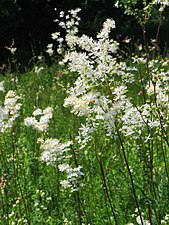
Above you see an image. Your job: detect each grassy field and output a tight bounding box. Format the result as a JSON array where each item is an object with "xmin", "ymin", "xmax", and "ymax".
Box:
[{"xmin": 0, "ymin": 57, "xmax": 169, "ymax": 225}]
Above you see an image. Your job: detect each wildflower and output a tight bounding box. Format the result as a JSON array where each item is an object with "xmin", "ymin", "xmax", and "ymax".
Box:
[
  {"xmin": 60, "ymin": 180, "xmax": 71, "ymax": 188},
  {"xmin": 58, "ymin": 21, "xmax": 66, "ymax": 29},
  {"xmin": 165, "ymin": 214, "xmax": 169, "ymax": 220},
  {"xmin": 59, "ymin": 11, "xmax": 64, "ymax": 18},
  {"xmin": 97, "ymin": 19, "xmax": 116, "ymax": 40},
  {"xmin": 24, "ymin": 117, "xmax": 37, "ymax": 127},
  {"xmin": 32, "ymin": 108, "xmax": 43, "ymax": 116},
  {"xmin": 5, "ymin": 39, "xmax": 17, "ymax": 54},
  {"xmin": 40, "ymin": 139, "xmax": 72, "ymax": 164},
  {"xmin": 114, "ymin": 1, "xmax": 119, "ymax": 8},
  {"xmin": 51, "ymin": 32, "xmax": 60, "ymax": 40},
  {"xmin": 153, "ymin": 0, "xmax": 169, "ymax": 6},
  {"xmin": 46, "ymin": 43, "xmax": 54, "ymax": 56},
  {"xmin": 0, "ymin": 81, "xmax": 5, "ymax": 92},
  {"xmin": 58, "ymin": 163, "xmax": 70, "ymax": 172},
  {"xmin": 59, "ymin": 164, "xmax": 84, "ymax": 192},
  {"xmin": 63, "ymin": 218, "xmax": 72, "ymax": 225},
  {"xmin": 0, "ymin": 90, "xmax": 21, "ymax": 133},
  {"xmin": 24, "ymin": 107, "xmax": 53, "ymax": 132},
  {"xmin": 34, "ymin": 66, "xmax": 44, "ymax": 75}
]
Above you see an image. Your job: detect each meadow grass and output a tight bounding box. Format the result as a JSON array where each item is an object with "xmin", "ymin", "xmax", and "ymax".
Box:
[
  {"xmin": 0, "ymin": 56, "xmax": 169, "ymax": 225},
  {"xmin": 0, "ymin": 4, "xmax": 169, "ymax": 225}
]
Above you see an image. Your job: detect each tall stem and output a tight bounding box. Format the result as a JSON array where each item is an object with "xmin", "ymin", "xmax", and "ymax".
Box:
[
  {"xmin": 153, "ymin": 15, "xmax": 162, "ymax": 59},
  {"xmin": 142, "ymin": 25, "xmax": 150, "ymax": 87},
  {"xmin": 115, "ymin": 122, "xmax": 144, "ymax": 225},
  {"xmin": 95, "ymin": 149, "xmax": 118, "ymax": 225}
]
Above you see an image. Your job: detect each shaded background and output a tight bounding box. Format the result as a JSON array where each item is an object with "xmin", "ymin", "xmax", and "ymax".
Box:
[{"xmin": 0, "ymin": 0, "xmax": 169, "ymax": 70}]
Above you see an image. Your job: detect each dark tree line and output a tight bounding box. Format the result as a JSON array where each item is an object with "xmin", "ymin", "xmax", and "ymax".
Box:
[{"xmin": 0, "ymin": 0, "xmax": 168, "ymax": 70}]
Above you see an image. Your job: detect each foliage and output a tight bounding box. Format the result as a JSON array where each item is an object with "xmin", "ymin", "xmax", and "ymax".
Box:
[{"xmin": 0, "ymin": 2, "xmax": 169, "ymax": 225}]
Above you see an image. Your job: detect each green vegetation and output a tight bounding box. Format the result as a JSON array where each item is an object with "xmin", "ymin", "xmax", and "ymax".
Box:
[{"xmin": 0, "ymin": 2, "xmax": 169, "ymax": 225}]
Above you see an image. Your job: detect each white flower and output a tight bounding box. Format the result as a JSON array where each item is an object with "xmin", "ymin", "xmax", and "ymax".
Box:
[
  {"xmin": 24, "ymin": 117, "xmax": 37, "ymax": 127},
  {"xmin": 0, "ymin": 90, "xmax": 21, "ymax": 133},
  {"xmin": 59, "ymin": 21, "xmax": 66, "ymax": 28},
  {"xmin": 46, "ymin": 43, "xmax": 54, "ymax": 56},
  {"xmin": 34, "ymin": 66, "xmax": 44, "ymax": 75},
  {"xmin": 24, "ymin": 107, "xmax": 53, "ymax": 132},
  {"xmin": 68, "ymin": 8, "xmax": 81, "ymax": 17},
  {"xmin": 59, "ymin": 164, "xmax": 84, "ymax": 191},
  {"xmin": 32, "ymin": 108, "xmax": 43, "ymax": 116},
  {"xmin": 58, "ymin": 163, "xmax": 71, "ymax": 172},
  {"xmin": 60, "ymin": 180, "xmax": 71, "ymax": 188},
  {"xmin": 97, "ymin": 19, "xmax": 116, "ymax": 40},
  {"xmin": 41, "ymin": 150, "xmax": 54, "ymax": 163},
  {"xmin": 0, "ymin": 81, "xmax": 5, "ymax": 92},
  {"xmin": 59, "ymin": 11, "xmax": 64, "ymax": 18},
  {"xmin": 51, "ymin": 32, "xmax": 60, "ymax": 40},
  {"xmin": 40, "ymin": 139, "xmax": 72, "ymax": 163},
  {"xmin": 153, "ymin": 0, "xmax": 169, "ymax": 6},
  {"xmin": 43, "ymin": 107, "xmax": 53, "ymax": 116}
]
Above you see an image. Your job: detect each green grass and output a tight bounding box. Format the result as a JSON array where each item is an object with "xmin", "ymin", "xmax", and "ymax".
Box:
[{"xmin": 0, "ymin": 58, "xmax": 169, "ymax": 225}]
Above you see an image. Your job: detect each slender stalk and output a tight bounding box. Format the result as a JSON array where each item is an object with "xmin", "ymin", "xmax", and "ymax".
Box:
[
  {"xmin": 153, "ymin": 15, "xmax": 162, "ymax": 59},
  {"xmin": 115, "ymin": 122, "xmax": 144, "ymax": 225},
  {"xmin": 147, "ymin": 134, "xmax": 153, "ymax": 225},
  {"xmin": 142, "ymin": 25, "xmax": 150, "ymax": 87},
  {"xmin": 138, "ymin": 67, "xmax": 146, "ymax": 104},
  {"xmin": 99, "ymin": 158, "xmax": 118, "ymax": 225},
  {"xmin": 161, "ymin": 144, "xmax": 169, "ymax": 184},
  {"xmin": 153, "ymin": 84, "xmax": 169, "ymax": 183},
  {"xmin": 70, "ymin": 115, "xmax": 86, "ymax": 224},
  {"xmin": 71, "ymin": 145, "xmax": 90, "ymax": 224},
  {"xmin": 93, "ymin": 136, "xmax": 118, "ymax": 225}
]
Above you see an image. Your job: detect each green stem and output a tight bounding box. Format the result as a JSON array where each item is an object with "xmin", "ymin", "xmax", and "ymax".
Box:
[
  {"xmin": 94, "ymin": 136, "xmax": 118, "ymax": 224},
  {"xmin": 115, "ymin": 122, "xmax": 144, "ymax": 225}
]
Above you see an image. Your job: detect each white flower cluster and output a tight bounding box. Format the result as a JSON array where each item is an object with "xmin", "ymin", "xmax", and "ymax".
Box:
[
  {"xmin": 50, "ymin": 8, "xmax": 81, "ymax": 55},
  {"xmin": 0, "ymin": 81, "xmax": 5, "ymax": 92},
  {"xmin": 24, "ymin": 105, "xmax": 84, "ymax": 192},
  {"xmin": 0, "ymin": 88, "xmax": 22, "ymax": 133},
  {"xmin": 34, "ymin": 66, "xmax": 44, "ymax": 75},
  {"xmin": 49, "ymin": 10, "xmax": 135, "ymax": 143},
  {"xmin": 146, "ymin": 63, "xmax": 169, "ymax": 108},
  {"xmin": 161, "ymin": 214, "xmax": 169, "ymax": 224},
  {"xmin": 40, "ymin": 138, "xmax": 84, "ymax": 192},
  {"xmin": 24, "ymin": 107, "xmax": 53, "ymax": 132},
  {"xmin": 46, "ymin": 43, "xmax": 54, "ymax": 56},
  {"xmin": 40, "ymin": 139, "xmax": 72, "ymax": 163},
  {"xmin": 127, "ymin": 208, "xmax": 151, "ymax": 225},
  {"xmin": 50, "ymin": 9, "xmax": 169, "ymax": 146},
  {"xmin": 97, "ymin": 19, "xmax": 116, "ymax": 40},
  {"xmin": 59, "ymin": 8, "xmax": 81, "ymax": 34},
  {"xmin": 59, "ymin": 163, "xmax": 84, "ymax": 192},
  {"xmin": 63, "ymin": 218, "xmax": 72, "ymax": 225},
  {"xmin": 153, "ymin": 0, "xmax": 169, "ymax": 6},
  {"xmin": 135, "ymin": 216, "xmax": 150, "ymax": 225}
]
